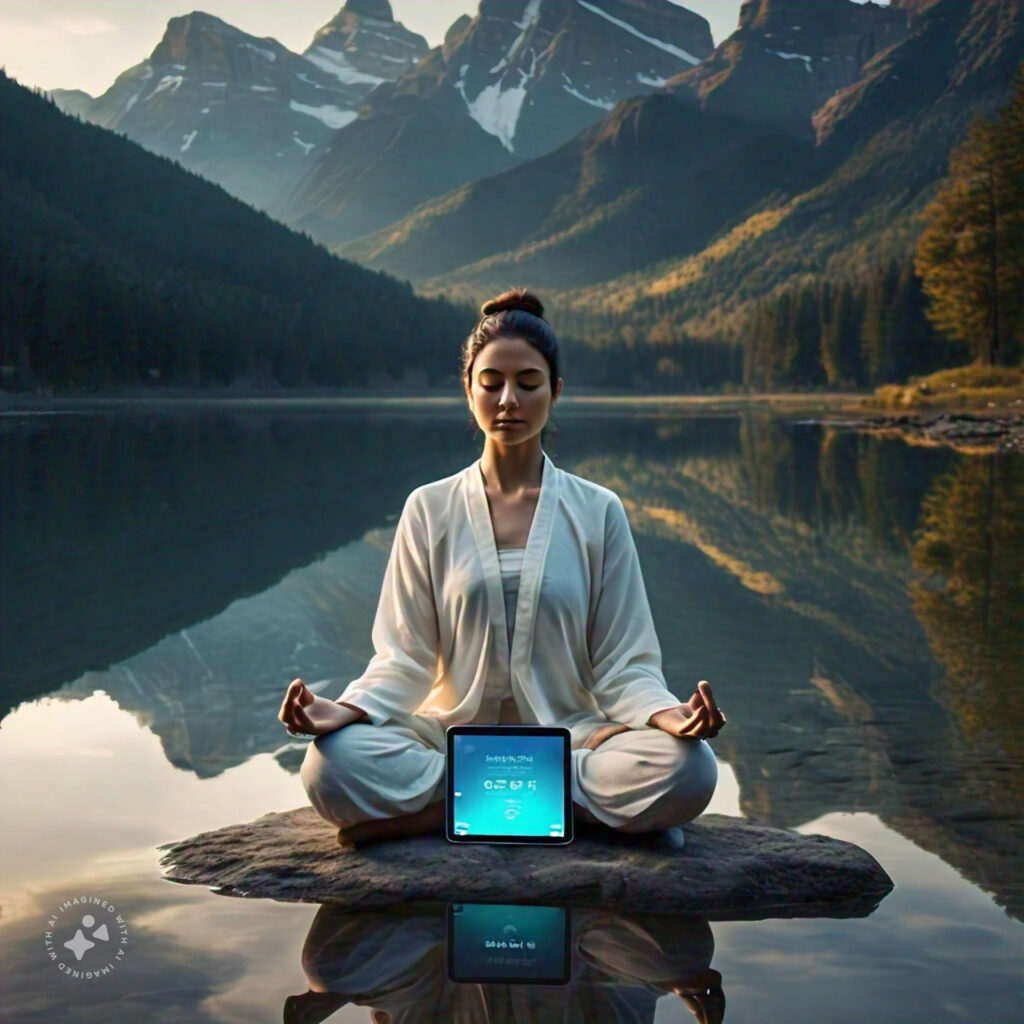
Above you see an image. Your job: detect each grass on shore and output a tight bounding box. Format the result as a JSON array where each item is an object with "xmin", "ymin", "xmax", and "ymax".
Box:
[{"xmin": 871, "ymin": 364, "xmax": 1024, "ymax": 412}]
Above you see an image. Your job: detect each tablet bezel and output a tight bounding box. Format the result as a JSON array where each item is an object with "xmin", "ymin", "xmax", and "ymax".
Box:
[{"xmin": 445, "ymin": 725, "xmax": 574, "ymax": 845}]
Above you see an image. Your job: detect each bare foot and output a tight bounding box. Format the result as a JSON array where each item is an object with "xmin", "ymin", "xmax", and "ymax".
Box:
[{"xmin": 337, "ymin": 801, "xmax": 445, "ymax": 848}]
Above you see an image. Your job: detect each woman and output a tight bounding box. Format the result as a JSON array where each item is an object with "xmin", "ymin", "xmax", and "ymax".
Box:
[{"xmin": 280, "ymin": 289, "xmax": 725, "ymax": 849}]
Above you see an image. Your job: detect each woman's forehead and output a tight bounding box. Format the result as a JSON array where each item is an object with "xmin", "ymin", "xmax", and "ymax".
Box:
[{"xmin": 476, "ymin": 336, "xmax": 546, "ymax": 372}]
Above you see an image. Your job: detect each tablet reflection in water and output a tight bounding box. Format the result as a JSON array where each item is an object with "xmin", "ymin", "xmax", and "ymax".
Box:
[{"xmin": 447, "ymin": 902, "xmax": 571, "ymax": 985}]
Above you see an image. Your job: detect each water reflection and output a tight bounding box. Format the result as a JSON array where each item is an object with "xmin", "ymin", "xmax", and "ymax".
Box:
[
  {"xmin": 0, "ymin": 408, "xmax": 475, "ymax": 703},
  {"xmin": 3, "ymin": 406, "xmax": 1022, "ymax": 922},
  {"xmin": 911, "ymin": 456, "xmax": 1024, "ymax": 760},
  {"xmin": 285, "ymin": 903, "xmax": 724, "ymax": 1024}
]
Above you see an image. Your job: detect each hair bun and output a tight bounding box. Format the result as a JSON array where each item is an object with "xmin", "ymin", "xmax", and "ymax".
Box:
[{"xmin": 480, "ymin": 288, "xmax": 545, "ymax": 321}]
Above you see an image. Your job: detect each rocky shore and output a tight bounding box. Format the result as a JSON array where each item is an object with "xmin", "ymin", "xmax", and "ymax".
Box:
[{"xmin": 821, "ymin": 410, "xmax": 1024, "ymax": 453}]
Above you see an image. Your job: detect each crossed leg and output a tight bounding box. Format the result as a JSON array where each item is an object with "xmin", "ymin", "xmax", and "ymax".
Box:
[{"xmin": 299, "ymin": 719, "xmax": 718, "ymax": 847}]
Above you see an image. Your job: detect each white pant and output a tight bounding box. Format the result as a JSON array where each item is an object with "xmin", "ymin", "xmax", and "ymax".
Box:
[{"xmin": 300, "ymin": 717, "xmax": 718, "ymax": 833}]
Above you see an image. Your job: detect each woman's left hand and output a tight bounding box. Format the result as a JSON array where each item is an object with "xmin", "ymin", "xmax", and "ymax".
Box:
[{"xmin": 649, "ymin": 681, "xmax": 726, "ymax": 740}]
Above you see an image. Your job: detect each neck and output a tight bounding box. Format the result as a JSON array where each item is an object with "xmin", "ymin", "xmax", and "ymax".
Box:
[{"xmin": 479, "ymin": 440, "xmax": 545, "ymax": 494}]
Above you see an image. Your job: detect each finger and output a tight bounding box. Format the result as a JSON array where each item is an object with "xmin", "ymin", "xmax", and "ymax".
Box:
[
  {"xmin": 698, "ymin": 680, "xmax": 726, "ymax": 731},
  {"xmin": 292, "ymin": 702, "xmax": 316, "ymax": 734},
  {"xmin": 279, "ymin": 679, "xmax": 305, "ymax": 720},
  {"xmin": 696, "ymin": 680, "xmax": 717, "ymax": 714},
  {"xmin": 677, "ymin": 706, "xmax": 709, "ymax": 737},
  {"xmin": 282, "ymin": 679, "xmax": 312, "ymax": 722}
]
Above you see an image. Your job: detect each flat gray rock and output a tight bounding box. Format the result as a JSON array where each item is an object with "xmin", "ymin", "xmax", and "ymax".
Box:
[{"xmin": 158, "ymin": 809, "xmax": 893, "ymax": 919}]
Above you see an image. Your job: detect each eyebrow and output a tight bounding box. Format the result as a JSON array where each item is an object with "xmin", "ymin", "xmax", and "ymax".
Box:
[{"xmin": 478, "ymin": 367, "xmax": 544, "ymax": 375}]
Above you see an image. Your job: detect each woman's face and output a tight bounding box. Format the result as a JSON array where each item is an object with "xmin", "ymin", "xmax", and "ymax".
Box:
[{"xmin": 465, "ymin": 335, "xmax": 562, "ymax": 446}]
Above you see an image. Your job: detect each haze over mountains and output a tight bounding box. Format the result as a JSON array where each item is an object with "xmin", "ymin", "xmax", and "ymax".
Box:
[{"xmin": 53, "ymin": 1, "xmax": 429, "ymax": 210}]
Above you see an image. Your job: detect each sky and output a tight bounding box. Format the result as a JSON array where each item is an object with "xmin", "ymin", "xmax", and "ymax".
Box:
[{"xmin": 0, "ymin": 0, "xmax": 748, "ymax": 96}]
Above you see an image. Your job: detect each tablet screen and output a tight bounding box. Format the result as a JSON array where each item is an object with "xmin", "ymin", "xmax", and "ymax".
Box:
[
  {"xmin": 447, "ymin": 902, "xmax": 571, "ymax": 984},
  {"xmin": 446, "ymin": 726, "xmax": 572, "ymax": 844}
]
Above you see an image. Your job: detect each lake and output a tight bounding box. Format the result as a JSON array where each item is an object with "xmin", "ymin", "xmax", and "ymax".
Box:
[{"xmin": 1, "ymin": 400, "xmax": 1021, "ymax": 1023}]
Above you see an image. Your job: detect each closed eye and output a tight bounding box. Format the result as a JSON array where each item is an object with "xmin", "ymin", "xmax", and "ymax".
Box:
[{"xmin": 482, "ymin": 384, "xmax": 539, "ymax": 391}]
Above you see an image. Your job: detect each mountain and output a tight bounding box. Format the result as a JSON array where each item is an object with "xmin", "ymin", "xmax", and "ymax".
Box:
[
  {"xmin": 337, "ymin": 90, "xmax": 810, "ymax": 288},
  {"xmin": 0, "ymin": 70, "xmax": 469, "ymax": 393},
  {"xmin": 305, "ymin": 0, "xmax": 426, "ymax": 83},
  {"xmin": 665, "ymin": 0, "xmax": 910, "ymax": 138},
  {"xmin": 51, "ymin": 4, "xmax": 428, "ymax": 212},
  {"xmin": 333, "ymin": 0, "xmax": 909, "ymax": 286},
  {"xmin": 283, "ymin": 0, "xmax": 715, "ymax": 245},
  {"xmin": 332, "ymin": 0, "xmax": 1023, "ymax": 373}
]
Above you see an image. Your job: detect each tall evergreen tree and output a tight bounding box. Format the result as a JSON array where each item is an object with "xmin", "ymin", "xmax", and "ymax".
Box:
[{"xmin": 915, "ymin": 63, "xmax": 1024, "ymax": 366}]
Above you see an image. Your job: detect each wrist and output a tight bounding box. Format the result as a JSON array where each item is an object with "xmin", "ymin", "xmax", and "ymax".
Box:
[
  {"xmin": 647, "ymin": 706, "xmax": 682, "ymax": 730},
  {"xmin": 335, "ymin": 701, "xmax": 369, "ymax": 725}
]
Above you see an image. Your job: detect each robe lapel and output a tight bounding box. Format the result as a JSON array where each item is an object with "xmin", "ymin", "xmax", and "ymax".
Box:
[
  {"xmin": 511, "ymin": 451, "xmax": 559, "ymax": 679},
  {"xmin": 465, "ymin": 450, "xmax": 560, "ymax": 687}
]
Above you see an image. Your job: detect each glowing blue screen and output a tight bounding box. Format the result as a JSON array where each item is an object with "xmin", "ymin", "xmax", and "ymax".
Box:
[{"xmin": 451, "ymin": 732, "xmax": 566, "ymax": 838}]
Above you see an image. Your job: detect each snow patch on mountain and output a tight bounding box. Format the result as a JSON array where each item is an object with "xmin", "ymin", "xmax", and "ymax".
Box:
[
  {"xmin": 575, "ymin": 0, "xmax": 700, "ymax": 65},
  {"xmin": 490, "ymin": 0, "xmax": 542, "ymax": 75},
  {"xmin": 181, "ymin": 129, "xmax": 197, "ymax": 152},
  {"xmin": 150, "ymin": 75, "xmax": 184, "ymax": 99},
  {"xmin": 455, "ymin": 43, "xmax": 542, "ymax": 153},
  {"xmin": 244, "ymin": 42, "xmax": 276, "ymax": 62},
  {"xmin": 305, "ymin": 46, "xmax": 386, "ymax": 86},
  {"xmin": 289, "ymin": 100, "xmax": 359, "ymax": 129},
  {"xmin": 768, "ymin": 49, "xmax": 813, "ymax": 71},
  {"xmin": 561, "ymin": 72, "xmax": 614, "ymax": 110}
]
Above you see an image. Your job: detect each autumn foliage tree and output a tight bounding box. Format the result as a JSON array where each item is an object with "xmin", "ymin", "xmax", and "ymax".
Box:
[{"xmin": 915, "ymin": 63, "xmax": 1024, "ymax": 366}]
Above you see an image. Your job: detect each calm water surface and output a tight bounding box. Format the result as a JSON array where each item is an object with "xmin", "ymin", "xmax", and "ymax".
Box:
[{"xmin": 1, "ymin": 401, "xmax": 1021, "ymax": 1023}]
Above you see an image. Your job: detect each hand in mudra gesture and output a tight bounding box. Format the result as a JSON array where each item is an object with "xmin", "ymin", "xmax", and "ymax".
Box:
[
  {"xmin": 278, "ymin": 678, "xmax": 361, "ymax": 737},
  {"xmin": 648, "ymin": 680, "xmax": 726, "ymax": 740}
]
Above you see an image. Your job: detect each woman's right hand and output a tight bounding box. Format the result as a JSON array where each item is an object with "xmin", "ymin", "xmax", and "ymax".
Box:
[{"xmin": 278, "ymin": 678, "xmax": 365, "ymax": 737}]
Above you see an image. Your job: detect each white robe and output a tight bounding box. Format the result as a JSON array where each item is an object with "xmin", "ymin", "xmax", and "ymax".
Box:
[{"xmin": 334, "ymin": 449, "xmax": 683, "ymax": 750}]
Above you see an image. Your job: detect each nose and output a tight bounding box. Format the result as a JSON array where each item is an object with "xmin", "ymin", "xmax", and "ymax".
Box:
[{"xmin": 500, "ymin": 383, "xmax": 519, "ymax": 409}]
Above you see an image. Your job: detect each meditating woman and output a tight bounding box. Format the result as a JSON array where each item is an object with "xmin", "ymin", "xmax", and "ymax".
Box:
[{"xmin": 279, "ymin": 289, "xmax": 726, "ymax": 849}]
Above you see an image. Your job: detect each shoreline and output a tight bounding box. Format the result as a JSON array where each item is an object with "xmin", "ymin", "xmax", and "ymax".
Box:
[
  {"xmin": 0, "ymin": 386, "xmax": 877, "ymax": 412},
  {"xmin": 811, "ymin": 409, "xmax": 1024, "ymax": 454},
  {"xmin": 3, "ymin": 388, "xmax": 1021, "ymax": 452}
]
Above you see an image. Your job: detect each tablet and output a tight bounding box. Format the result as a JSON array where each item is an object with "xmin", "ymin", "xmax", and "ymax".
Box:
[
  {"xmin": 446, "ymin": 902, "xmax": 572, "ymax": 984},
  {"xmin": 446, "ymin": 725, "xmax": 573, "ymax": 845}
]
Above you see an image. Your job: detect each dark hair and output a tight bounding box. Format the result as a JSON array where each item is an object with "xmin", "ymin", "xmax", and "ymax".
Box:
[{"xmin": 460, "ymin": 288, "xmax": 560, "ymax": 388}]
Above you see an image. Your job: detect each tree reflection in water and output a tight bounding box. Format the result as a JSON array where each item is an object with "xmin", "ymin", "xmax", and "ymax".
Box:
[{"xmin": 911, "ymin": 455, "xmax": 1024, "ymax": 766}]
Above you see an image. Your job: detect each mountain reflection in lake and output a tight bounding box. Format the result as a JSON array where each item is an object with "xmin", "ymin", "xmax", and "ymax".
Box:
[{"xmin": 0, "ymin": 402, "xmax": 1021, "ymax": 1023}]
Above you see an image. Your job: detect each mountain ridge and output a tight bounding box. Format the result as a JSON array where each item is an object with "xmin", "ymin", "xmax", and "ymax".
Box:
[
  {"xmin": 51, "ymin": 4, "xmax": 428, "ymax": 211},
  {"xmin": 281, "ymin": 0, "xmax": 716, "ymax": 244}
]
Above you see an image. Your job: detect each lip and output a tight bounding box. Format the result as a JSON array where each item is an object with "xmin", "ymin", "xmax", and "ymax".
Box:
[{"xmin": 494, "ymin": 420, "xmax": 524, "ymax": 426}]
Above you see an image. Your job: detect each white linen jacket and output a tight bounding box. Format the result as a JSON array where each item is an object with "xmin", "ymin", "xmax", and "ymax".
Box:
[{"xmin": 335, "ymin": 450, "xmax": 681, "ymax": 750}]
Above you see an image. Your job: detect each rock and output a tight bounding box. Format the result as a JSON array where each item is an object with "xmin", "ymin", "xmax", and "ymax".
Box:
[{"xmin": 158, "ymin": 809, "xmax": 893, "ymax": 919}]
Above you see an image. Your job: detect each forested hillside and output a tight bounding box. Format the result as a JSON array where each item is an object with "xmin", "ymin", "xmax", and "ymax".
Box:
[{"xmin": 0, "ymin": 72, "xmax": 471, "ymax": 392}]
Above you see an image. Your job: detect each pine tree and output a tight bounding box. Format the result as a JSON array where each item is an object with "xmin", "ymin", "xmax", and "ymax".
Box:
[{"xmin": 915, "ymin": 63, "xmax": 1024, "ymax": 366}]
